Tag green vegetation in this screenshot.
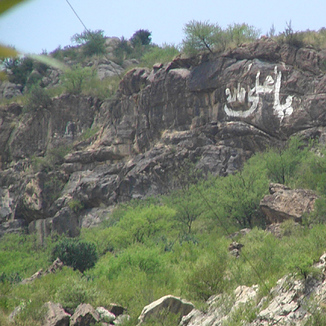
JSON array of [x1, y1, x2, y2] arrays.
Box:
[[130, 29, 152, 47], [60, 65, 94, 95], [140, 44, 179, 68], [51, 238, 98, 273], [181, 20, 326, 56], [71, 29, 107, 57], [23, 85, 52, 111], [182, 20, 260, 55], [3, 137, 326, 324]]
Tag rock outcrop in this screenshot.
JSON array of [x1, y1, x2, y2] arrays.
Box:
[[43, 302, 70, 326], [260, 183, 318, 223], [1, 39, 326, 237], [181, 253, 326, 326], [138, 295, 194, 325]]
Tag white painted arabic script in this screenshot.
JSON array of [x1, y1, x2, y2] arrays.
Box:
[[224, 66, 293, 121]]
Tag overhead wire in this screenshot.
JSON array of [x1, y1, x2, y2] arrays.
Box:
[[65, 0, 122, 80]]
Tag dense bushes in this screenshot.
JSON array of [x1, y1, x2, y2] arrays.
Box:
[[51, 238, 98, 273]]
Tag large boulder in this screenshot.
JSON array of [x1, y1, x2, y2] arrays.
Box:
[[137, 295, 194, 325], [43, 301, 70, 326], [260, 183, 318, 224], [70, 303, 100, 326]]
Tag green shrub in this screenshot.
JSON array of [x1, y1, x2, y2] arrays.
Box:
[[71, 29, 106, 57], [24, 85, 51, 111], [130, 29, 152, 47], [51, 238, 98, 273], [182, 20, 260, 56], [182, 20, 223, 55], [4, 56, 34, 87], [113, 36, 133, 65], [0, 233, 49, 278], [263, 136, 310, 185], [68, 199, 84, 213], [305, 197, 326, 225], [105, 204, 176, 249], [140, 44, 179, 67], [226, 23, 261, 46], [61, 65, 94, 94], [55, 276, 98, 310], [186, 249, 228, 300], [82, 75, 120, 99]]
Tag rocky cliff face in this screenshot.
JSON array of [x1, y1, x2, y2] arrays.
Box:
[[1, 38, 326, 237]]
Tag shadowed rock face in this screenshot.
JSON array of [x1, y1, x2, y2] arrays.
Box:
[[1, 39, 326, 236]]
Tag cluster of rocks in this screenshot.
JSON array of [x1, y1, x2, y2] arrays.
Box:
[[43, 302, 129, 326], [28, 253, 326, 326], [182, 253, 326, 326]]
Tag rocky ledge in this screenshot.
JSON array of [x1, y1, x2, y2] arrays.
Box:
[[1, 38, 326, 237]]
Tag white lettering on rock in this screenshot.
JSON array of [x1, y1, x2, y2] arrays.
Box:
[[224, 66, 294, 121]]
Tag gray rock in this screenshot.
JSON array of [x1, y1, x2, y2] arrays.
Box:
[[43, 301, 70, 326], [96, 307, 116, 323], [113, 314, 130, 325], [260, 183, 318, 224], [70, 303, 100, 326], [137, 295, 194, 325], [0, 81, 22, 99], [97, 62, 124, 80]]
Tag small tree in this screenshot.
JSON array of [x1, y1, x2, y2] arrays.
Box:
[[182, 20, 222, 55], [71, 29, 106, 56], [51, 238, 98, 273], [130, 29, 152, 47]]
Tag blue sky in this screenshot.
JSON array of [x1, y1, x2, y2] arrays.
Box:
[[1, 0, 326, 54]]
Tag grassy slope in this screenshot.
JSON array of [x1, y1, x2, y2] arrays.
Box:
[[2, 137, 326, 325]]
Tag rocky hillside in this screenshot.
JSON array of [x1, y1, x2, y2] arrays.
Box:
[[1, 38, 326, 240]]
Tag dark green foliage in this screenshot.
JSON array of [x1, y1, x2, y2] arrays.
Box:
[[0, 272, 21, 284], [4, 56, 33, 86], [24, 85, 51, 111], [51, 238, 98, 273], [113, 36, 133, 64], [71, 29, 106, 56], [130, 29, 152, 47]]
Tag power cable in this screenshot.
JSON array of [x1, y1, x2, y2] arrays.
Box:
[[66, 0, 89, 33], [65, 0, 122, 80]]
